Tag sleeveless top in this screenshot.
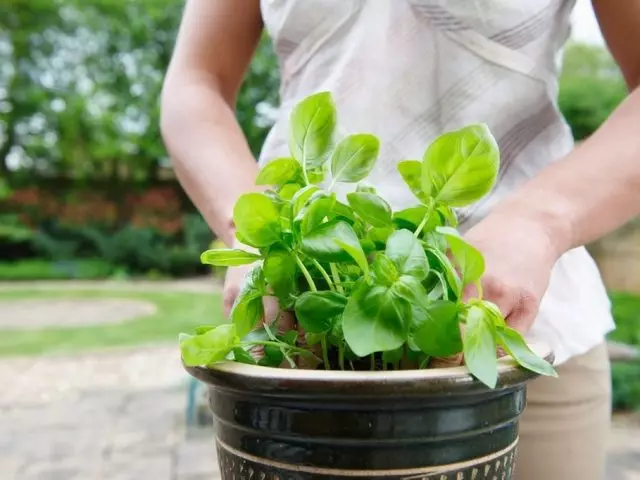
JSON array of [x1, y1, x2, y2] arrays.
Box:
[[258, 0, 614, 365]]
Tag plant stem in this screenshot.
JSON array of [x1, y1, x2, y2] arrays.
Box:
[[239, 341, 323, 363], [295, 254, 317, 292], [414, 200, 434, 238], [330, 263, 344, 294], [338, 343, 345, 370], [312, 259, 335, 291], [320, 335, 330, 370], [370, 354, 376, 371]]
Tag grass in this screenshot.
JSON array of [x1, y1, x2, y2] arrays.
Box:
[[0, 288, 224, 356]]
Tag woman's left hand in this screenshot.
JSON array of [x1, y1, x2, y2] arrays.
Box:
[[461, 210, 564, 333]]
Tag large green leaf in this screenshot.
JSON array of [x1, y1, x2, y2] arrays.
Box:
[[180, 324, 238, 367], [295, 291, 348, 334], [347, 192, 392, 227], [411, 300, 462, 357], [289, 91, 336, 170], [200, 248, 261, 267], [437, 227, 485, 286], [233, 193, 282, 247], [496, 326, 557, 377], [462, 305, 498, 388], [330, 134, 380, 184], [421, 124, 499, 207], [301, 220, 369, 276], [397, 160, 429, 203], [385, 229, 429, 280], [343, 282, 410, 357], [255, 158, 302, 186]]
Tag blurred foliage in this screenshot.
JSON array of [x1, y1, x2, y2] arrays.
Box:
[[0, 0, 279, 180], [609, 292, 640, 411], [0, 258, 113, 280], [558, 42, 627, 141]]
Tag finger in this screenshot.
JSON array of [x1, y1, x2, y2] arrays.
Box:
[[430, 352, 463, 368], [222, 285, 239, 317], [505, 293, 538, 333], [262, 296, 280, 326]]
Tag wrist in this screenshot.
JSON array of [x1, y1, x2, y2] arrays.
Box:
[[492, 189, 575, 260]]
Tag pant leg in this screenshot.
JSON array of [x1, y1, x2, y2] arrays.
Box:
[[514, 342, 612, 480]]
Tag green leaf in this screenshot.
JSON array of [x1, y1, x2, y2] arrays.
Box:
[[437, 227, 485, 286], [330, 134, 380, 184], [496, 326, 557, 377], [279, 183, 302, 200], [295, 291, 348, 334], [368, 227, 393, 248], [343, 282, 410, 357], [356, 184, 377, 194], [398, 160, 429, 203], [289, 91, 336, 170], [411, 300, 462, 357], [280, 330, 299, 346], [194, 325, 215, 335], [437, 204, 459, 227], [256, 158, 302, 186], [425, 246, 463, 298], [232, 347, 257, 365], [462, 305, 498, 388], [372, 254, 398, 287], [233, 193, 282, 247], [200, 248, 262, 267], [180, 324, 238, 367], [385, 229, 429, 280], [260, 345, 285, 367], [295, 191, 337, 234], [230, 265, 265, 338], [263, 248, 297, 306], [292, 185, 320, 216], [421, 124, 500, 207], [346, 192, 392, 227], [302, 220, 369, 276]]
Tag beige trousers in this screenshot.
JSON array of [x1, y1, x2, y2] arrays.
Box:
[[514, 343, 612, 480]]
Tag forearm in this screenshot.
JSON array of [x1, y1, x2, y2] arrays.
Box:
[[161, 80, 261, 246], [495, 87, 640, 257]]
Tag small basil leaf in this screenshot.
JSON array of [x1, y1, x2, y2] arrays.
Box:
[[463, 305, 498, 388], [330, 134, 380, 184], [289, 91, 336, 170], [279, 183, 302, 200], [200, 248, 262, 267], [232, 347, 257, 365], [385, 229, 429, 280], [302, 220, 369, 276], [180, 324, 237, 367], [346, 192, 392, 227], [292, 185, 320, 217], [194, 325, 215, 335], [256, 158, 302, 186], [437, 226, 485, 286], [356, 184, 377, 194], [372, 254, 398, 287], [343, 282, 410, 357], [230, 265, 265, 338], [280, 330, 299, 346], [398, 160, 429, 203], [263, 248, 297, 307], [295, 291, 348, 334], [260, 345, 285, 367], [368, 226, 393, 249], [496, 326, 557, 377], [425, 246, 462, 299], [421, 124, 499, 207], [233, 193, 282, 247]]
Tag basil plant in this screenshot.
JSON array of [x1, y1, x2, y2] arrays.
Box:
[[180, 92, 556, 388]]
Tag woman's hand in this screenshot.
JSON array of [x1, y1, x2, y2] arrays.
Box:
[[462, 210, 563, 333]]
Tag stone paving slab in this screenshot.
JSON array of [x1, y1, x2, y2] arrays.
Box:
[[0, 345, 638, 479]]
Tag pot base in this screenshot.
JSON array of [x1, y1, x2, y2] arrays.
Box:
[[217, 436, 517, 479]]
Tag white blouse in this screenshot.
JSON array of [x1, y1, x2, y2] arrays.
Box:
[[257, 0, 614, 365]]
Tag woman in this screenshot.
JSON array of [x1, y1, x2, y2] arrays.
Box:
[[161, 1, 640, 478]]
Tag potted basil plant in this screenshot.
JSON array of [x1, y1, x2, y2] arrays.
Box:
[[180, 91, 556, 480]]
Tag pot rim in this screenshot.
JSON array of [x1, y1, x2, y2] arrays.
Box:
[[184, 342, 553, 395]]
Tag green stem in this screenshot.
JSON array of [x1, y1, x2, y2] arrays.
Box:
[[414, 200, 435, 238], [320, 335, 330, 370], [338, 343, 345, 370], [312, 259, 335, 291], [370, 354, 376, 371], [295, 254, 317, 292], [330, 263, 344, 294], [239, 341, 322, 362]]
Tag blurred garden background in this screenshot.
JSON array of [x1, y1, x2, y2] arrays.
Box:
[[1, 1, 640, 478]]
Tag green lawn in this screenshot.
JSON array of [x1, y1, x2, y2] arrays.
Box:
[[0, 289, 224, 356]]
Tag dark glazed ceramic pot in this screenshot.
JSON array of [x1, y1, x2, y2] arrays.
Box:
[[185, 347, 551, 480]]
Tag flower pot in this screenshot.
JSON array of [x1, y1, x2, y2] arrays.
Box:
[[184, 345, 551, 480]]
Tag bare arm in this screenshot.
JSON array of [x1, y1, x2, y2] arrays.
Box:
[[160, 0, 263, 246], [492, 0, 640, 257]]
